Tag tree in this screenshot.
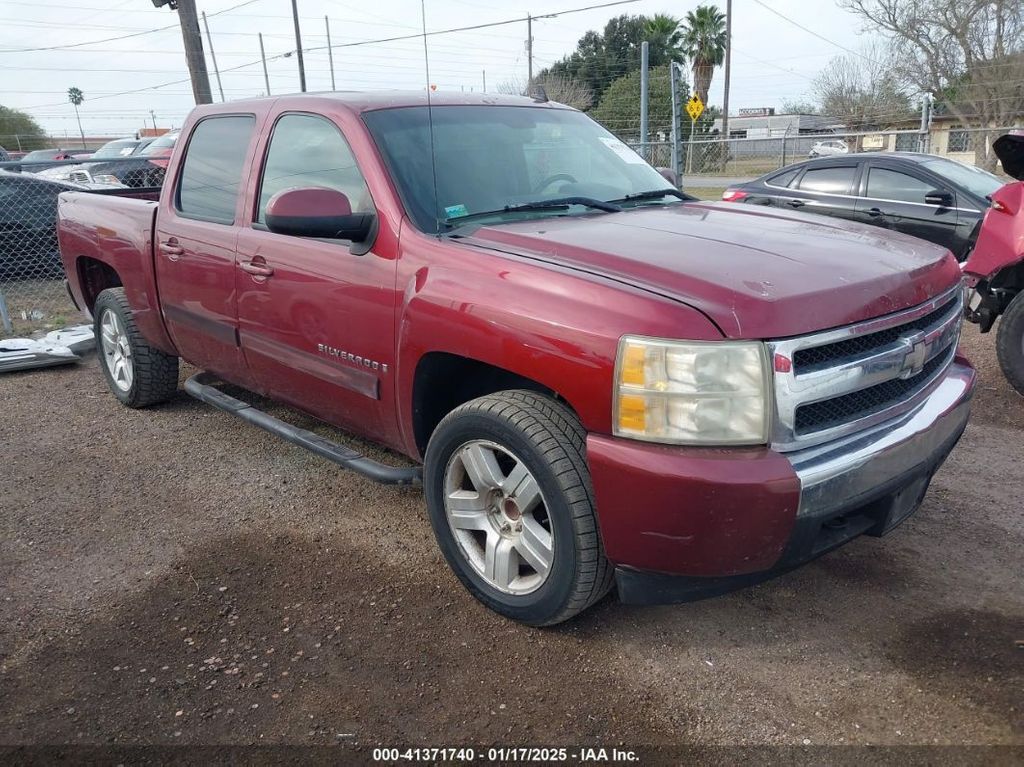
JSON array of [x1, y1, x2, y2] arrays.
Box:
[[543, 14, 686, 104], [680, 4, 726, 108], [781, 99, 820, 115], [67, 86, 86, 149], [0, 105, 48, 151], [590, 65, 684, 139], [497, 73, 594, 111], [840, 0, 1024, 169], [811, 42, 912, 129]]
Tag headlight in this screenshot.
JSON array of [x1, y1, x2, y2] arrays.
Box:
[[613, 336, 771, 445]]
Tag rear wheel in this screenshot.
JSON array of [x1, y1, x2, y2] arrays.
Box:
[[94, 287, 179, 407], [996, 290, 1024, 396], [424, 390, 614, 625]]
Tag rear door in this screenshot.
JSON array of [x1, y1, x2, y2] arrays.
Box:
[[854, 162, 959, 250], [782, 163, 860, 220], [154, 114, 258, 383], [233, 111, 399, 440]]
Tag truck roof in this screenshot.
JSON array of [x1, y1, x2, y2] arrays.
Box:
[[190, 90, 571, 118]]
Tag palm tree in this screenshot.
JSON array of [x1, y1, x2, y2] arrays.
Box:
[[644, 13, 683, 65], [67, 86, 86, 149], [680, 5, 726, 108]]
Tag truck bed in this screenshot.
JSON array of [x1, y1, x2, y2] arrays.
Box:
[[58, 189, 175, 355]]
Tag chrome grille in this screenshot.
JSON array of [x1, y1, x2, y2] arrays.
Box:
[[769, 285, 963, 451]]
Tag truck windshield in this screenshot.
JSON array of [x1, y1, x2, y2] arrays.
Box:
[[363, 105, 674, 232]]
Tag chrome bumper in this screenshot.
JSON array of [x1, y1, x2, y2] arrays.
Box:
[[788, 361, 975, 519]]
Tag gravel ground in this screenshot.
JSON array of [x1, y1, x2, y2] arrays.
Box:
[[0, 323, 1021, 750]]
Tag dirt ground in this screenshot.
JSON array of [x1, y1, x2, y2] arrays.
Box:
[[1, 323, 1021, 753]]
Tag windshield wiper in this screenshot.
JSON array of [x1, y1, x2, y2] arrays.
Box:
[[444, 196, 622, 227], [609, 188, 692, 205]]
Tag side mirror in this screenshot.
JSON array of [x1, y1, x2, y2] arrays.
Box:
[[656, 167, 679, 188], [265, 187, 376, 252], [924, 189, 953, 207]]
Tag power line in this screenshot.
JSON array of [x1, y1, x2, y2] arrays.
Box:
[[0, 0, 265, 53]]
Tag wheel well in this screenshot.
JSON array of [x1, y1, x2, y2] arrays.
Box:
[[412, 352, 561, 455], [76, 257, 122, 312]]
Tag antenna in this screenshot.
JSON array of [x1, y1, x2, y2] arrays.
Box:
[[421, 0, 441, 236]]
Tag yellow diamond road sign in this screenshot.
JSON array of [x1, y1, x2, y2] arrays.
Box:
[[686, 94, 705, 122]]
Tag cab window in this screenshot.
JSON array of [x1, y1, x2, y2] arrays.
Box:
[[176, 116, 255, 224], [256, 113, 373, 224]]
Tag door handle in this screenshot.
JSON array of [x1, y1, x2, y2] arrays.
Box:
[[786, 199, 806, 208], [240, 260, 274, 277], [159, 239, 184, 258], [866, 207, 884, 217]]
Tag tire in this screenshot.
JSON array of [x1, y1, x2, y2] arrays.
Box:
[[94, 287, 179, 407], [424, 390, 614, 626], [996, 290, 1024, 397]]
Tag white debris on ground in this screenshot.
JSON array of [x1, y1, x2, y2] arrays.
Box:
[[0, 324, 94, 373]]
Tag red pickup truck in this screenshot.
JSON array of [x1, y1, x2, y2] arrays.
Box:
[[58, 92, 975, 625]]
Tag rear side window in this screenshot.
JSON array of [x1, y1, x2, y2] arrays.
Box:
[[767, 168, 799, 188], [176, 116, 254, 224], [256, 113, 373, 224], [865, 167, 935, 203], [797, 166, 855, 195]]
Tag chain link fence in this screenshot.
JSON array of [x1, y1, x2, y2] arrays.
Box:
[[0, 157, 165, 338]]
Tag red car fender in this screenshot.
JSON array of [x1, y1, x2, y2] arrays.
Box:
[[963, 181, 1024, 283]]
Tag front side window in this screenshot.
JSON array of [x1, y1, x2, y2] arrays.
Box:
[[363, 105, 674, 232], [256, 113, 373, 224], [175, 116, 254, 224], [797, 166, 855, 194], [865, 167, 935, 203]]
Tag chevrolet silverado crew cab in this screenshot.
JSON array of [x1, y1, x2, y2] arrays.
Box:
[[58, 93, 975, 625]]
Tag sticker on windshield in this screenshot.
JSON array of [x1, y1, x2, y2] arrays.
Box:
[[598, 136, 646, 165], [444, 203, 469, 219]]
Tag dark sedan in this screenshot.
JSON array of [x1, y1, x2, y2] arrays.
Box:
[[721, 152, 1006, 259]]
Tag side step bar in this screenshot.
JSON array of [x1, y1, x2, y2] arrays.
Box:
[[184, 372, 422, 486]]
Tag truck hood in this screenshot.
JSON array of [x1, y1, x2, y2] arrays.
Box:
[[459, 201, 962, 338]]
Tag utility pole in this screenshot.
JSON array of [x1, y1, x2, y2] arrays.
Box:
[[919, 92, 933, 153], [201, 11, 224, 102], [721, 0, 732, 145], [258, 33, 271, 95], [482, 70, 486, 92], [670, 62, 681, 182], [167, 0, 213, 105], [526, 14, 533, 87], [291, 0, 306, 92], [325, 16, 336, 90], [639, 41, 649, 161]]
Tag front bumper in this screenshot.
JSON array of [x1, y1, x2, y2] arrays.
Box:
[[586, 359, 976, 605]]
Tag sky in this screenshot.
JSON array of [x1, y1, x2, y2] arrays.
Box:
[[0, 0, 877, 141]]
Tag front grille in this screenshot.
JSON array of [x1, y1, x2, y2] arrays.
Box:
[[769, 286, 963, 451], [794, 351, 948, 433], [793, 301, 955, 370]]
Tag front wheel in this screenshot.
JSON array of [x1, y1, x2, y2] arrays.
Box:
[[424, 391, 613, 625], [996, 290, 1024, 397]]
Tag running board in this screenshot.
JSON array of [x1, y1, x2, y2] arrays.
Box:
[[184, 372, 422, 486]]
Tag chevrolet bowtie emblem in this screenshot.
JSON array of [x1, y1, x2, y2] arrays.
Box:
[[897, 330, 928, 379]]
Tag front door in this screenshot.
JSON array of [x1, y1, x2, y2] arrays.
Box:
[[234, 112, 398, 440], [855, 163, 960, 250], [154, 114, 257, 382]]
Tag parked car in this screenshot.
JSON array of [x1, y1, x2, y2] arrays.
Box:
[[17, 147, 86, 172], [37, 137, 161, 187], [721, 153, 1005, 259], [808, 139, 848, 157], [0, 146, 9, 162], [963, 132, 1024, 395], [0, 170, 125, 280], [91, 137, 155, 159], [58, 93, 973, 625]]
